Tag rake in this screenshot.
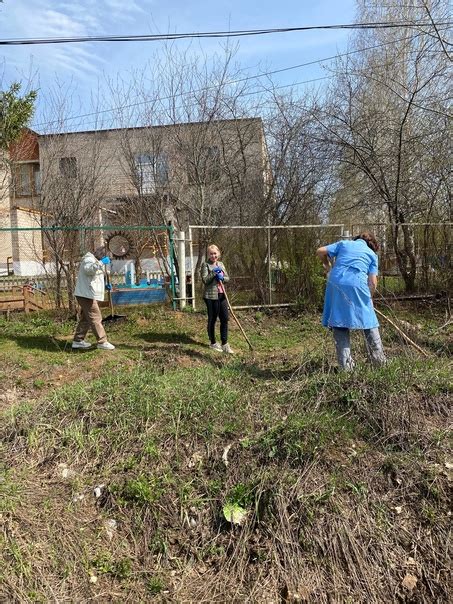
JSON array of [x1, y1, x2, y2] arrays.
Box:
[[219, 278, 253, 351]]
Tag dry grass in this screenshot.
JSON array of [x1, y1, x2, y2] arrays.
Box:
[[0, 304, 451, 602]]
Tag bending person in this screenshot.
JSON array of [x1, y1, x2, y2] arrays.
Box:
[[72, 245, 115, 351], [200, 244, 234, 354], [316, 231, 386, 370]]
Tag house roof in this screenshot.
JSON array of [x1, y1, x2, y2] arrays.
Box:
[[9, 128, 39, 161], [37, 117, 264, 139]]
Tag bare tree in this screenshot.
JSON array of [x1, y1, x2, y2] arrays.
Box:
[[106, 44, 269, 279], [36, 86, 112, 310], [320, 0, 451, 290]]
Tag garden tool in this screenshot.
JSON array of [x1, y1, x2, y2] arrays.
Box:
[[215, 264, 253, 350], [102, 268, 127, 323]]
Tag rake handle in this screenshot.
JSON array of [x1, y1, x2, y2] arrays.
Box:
[[375, 307, 430, 357], [104, 267, 115, 316], [222, 285, 253, 351]]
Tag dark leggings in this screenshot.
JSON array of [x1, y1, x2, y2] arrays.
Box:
[[204, 295, 229, 344]]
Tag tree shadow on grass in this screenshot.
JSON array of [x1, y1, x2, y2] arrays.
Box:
[[240, 356, 334, 381], [137, 331, 203, 346], [2, 334, 75, 353], [118, 341, 226, 368], [241, 363, 299, 381]]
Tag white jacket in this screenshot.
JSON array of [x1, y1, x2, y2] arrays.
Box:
[[74, 252, 106, 301]]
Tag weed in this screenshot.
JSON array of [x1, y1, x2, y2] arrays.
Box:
[[254, 411, 356, 465], [226, 482, 256, 509], [297, 485, 336, 525], [147, 576, 164, 595], [92, 552, 132, 580], [6, 538, 32, 579], [420, 501, 438, 525], [148, 533, 168, 555], [0, 468, 22, 513], [344, 480, 368, 500], [27, 592, 46, 603], [143, 437, 159, 458], [115, 474, 165, 505]]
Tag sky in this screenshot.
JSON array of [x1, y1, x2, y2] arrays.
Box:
[[0, 0, 357, 132]]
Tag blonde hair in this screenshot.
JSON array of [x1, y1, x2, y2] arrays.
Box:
[[207, 244, 221, 256]]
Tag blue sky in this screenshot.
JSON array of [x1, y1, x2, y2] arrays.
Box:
[[1, 0, 357, 131]]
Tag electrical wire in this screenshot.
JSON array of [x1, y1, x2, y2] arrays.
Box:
[[31, 32, 448, 130], [1, 21, 451, 46]]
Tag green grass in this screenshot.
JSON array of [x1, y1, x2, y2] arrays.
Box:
[[0, 304, 451, 602]]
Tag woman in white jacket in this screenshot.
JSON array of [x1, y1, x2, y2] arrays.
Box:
[[72, 246, 115, 350]]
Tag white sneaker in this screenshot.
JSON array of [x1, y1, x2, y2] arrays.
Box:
[[97, 341, 115, 350], [209, 343, 223, 352], [222, 343, 234, 354], [72, 340, 92, 349]]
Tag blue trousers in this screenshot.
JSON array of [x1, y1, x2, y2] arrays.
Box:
[[332, 327, 386, 370]]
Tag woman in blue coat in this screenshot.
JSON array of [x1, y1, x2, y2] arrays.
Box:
[[316, 231, 386, 370]]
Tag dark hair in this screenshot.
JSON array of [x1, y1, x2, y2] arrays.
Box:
[[353, 231, 379, 253]]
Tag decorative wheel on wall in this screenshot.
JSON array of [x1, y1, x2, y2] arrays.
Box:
[[105, 231, 135, 259]]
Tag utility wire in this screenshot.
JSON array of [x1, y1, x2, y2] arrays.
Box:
[[36, 68, 450, 136], [1, 21, 451, 46], [32, 33, 445, 130]]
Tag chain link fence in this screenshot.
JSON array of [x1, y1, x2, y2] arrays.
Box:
[[0, 222, 450, 314], [350, 222, 452, 294], [189, 223, 452, 310], [0, 225, 176, 313]]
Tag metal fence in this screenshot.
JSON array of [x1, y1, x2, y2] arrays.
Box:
[[0, 221, 451, 313], [0, 225, 176, 312], [188, 223, 452, 310]]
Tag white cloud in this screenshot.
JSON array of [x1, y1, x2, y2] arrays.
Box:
[[1, 0, 356, 130], [2, 1, 105, 87], [102, 0, 146, 13]]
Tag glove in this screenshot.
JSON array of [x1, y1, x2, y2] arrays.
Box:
[[105, 283, 112, 291], [213, 266, 222, 274], [100, 256, 110, 265], [215, 272, 224, 282]]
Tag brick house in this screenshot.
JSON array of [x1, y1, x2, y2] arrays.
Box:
[[2, 118, 271, 275], [0, 128, 43, 275]]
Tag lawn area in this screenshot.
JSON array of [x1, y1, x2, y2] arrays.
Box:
[[1, 304, 451, 603]]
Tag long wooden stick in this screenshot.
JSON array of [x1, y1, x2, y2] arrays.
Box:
[[105, 267, 115, 316], [375, 308, 430, 357], [222, 285, 253, 350]]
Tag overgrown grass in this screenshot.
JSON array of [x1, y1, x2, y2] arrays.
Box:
[[0, 304, 451, 602]]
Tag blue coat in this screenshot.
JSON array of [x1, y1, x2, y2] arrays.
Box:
[[322, 239, 379, 329]]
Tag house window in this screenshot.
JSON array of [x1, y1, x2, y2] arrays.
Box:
[[205, 146, 221, 181], [33, 165, 41, 194], [59, 156, 77, 178], [14, 163, 41, 197], [187, 146, 221, 184], [135, 153, 169, 194]]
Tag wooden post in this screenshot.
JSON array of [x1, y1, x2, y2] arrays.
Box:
[[23, 286, 30, 313]]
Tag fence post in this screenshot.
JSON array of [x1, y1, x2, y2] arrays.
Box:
[[189, 226, 196, 311], [267, 219, 272, 305], [168, 224, 177, 310], [178, 230, 186, 310]]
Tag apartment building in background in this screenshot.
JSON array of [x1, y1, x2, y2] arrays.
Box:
[[1, 118, 270, 275]]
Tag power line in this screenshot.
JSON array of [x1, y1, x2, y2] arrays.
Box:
[[35, 76, 333, 134], [1, 21, 450, 46], [36, 67, 450, 136], [32, 33, 445, 130]]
